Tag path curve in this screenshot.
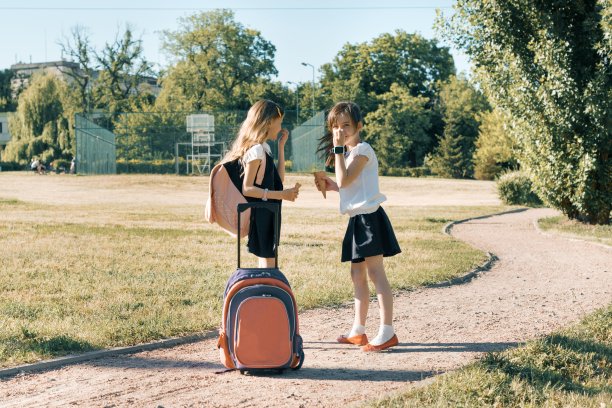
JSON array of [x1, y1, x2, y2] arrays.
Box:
[[1, 208, 610, 407]]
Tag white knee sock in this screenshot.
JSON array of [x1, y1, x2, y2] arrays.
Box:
[[347, 324, 365, 338], [370, 325, 394, 346]]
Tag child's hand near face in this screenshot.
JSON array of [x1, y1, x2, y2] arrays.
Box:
[[278, 129, 289, 148], [333, 128, 345, 147]]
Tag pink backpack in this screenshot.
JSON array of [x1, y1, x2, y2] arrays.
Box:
[[205, 156, 265, 238]]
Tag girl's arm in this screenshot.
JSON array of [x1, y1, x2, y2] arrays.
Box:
[[334, 154, 368, 188], [276, 128, 289, 182], [243, 159, 299, 202]]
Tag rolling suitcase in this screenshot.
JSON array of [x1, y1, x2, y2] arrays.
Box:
[[217, 202, 305, 373]]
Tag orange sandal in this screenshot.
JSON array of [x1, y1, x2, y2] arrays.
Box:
[[361, 334, 399, 352], [336, 333, 368, 346]]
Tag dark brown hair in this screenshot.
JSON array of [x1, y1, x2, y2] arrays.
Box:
[[316, 102, 364, 167]]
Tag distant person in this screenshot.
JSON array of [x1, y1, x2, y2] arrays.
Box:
[[30, 158, 46, 175], [70, 157, 76, 174], [315, 101, 401, 352], [219, 99, 300, 268]]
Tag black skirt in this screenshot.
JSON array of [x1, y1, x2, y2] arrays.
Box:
[[341, 206, 401, 263]]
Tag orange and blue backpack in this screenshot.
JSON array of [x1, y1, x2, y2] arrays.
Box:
[[217, 202, 305, 374]]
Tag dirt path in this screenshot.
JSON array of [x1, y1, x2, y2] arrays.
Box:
[[1, 208, 610, 407]]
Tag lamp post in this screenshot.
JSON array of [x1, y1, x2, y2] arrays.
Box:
[[287, 81, 299, 123], [301, 62, 315, 116]]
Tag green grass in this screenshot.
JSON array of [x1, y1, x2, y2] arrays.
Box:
[[0, 193, 503, 367], [538, 216, 612, 247], [368, 305, 612, 407]]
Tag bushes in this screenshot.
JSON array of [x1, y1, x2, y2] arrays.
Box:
[[0, 161, 21, 171], [116, 158, 188, 174], [497, 171, 542, 207]]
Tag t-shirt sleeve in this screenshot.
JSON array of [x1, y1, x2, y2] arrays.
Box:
[[243, 144, 265, 163], [352, 143, 373, 162]]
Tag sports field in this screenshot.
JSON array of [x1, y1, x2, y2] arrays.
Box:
[[0, 171, 504, 367]]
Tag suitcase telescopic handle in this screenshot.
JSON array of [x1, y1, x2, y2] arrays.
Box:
[[237, 202, 280, 269]]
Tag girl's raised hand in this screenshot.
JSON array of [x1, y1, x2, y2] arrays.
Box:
[[278, 128, 289, 148], [332, 128, 345, 147]]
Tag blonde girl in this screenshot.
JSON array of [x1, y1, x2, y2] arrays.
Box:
[[222, 100, 300, 267]]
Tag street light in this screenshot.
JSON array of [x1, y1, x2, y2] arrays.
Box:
[[287, 81, 299, 123], [301, 62, 315, 116]]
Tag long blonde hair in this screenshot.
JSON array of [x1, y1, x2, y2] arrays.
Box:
[[221, 100, 284, 165]]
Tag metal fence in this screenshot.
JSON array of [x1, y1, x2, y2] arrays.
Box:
[[75, 114, 116, 174], [290, 111, 326, 172], [74, 110, 326, 175]]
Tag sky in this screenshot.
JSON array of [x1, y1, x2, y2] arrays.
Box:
[[0, 0, 470, 85]]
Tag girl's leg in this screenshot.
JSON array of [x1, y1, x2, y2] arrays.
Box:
[[364, 255, 397, 347], [258, 257, 275, 268], [364, 255, 393, 325], [350, 261, 369, 331]]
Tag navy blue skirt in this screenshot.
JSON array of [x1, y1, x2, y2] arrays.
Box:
[[341, 206, 401, 263]]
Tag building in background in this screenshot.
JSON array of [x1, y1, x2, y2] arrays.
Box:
[[10, 60, 80, 97]]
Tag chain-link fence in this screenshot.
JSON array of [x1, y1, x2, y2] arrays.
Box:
[[290, 111, 326, 172], [75, 110, 325, 175], [75, 114, 116, 175]]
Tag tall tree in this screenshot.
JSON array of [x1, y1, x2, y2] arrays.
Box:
[[473, 108, 518, 180], [319, 30, 455, 114], [93, 26, 154, 119], [365, 84, 432, 173], [439, 0, 611, 224], [428, 75, 490, 178], [159, 9, 277, 111], [58, 26, 97, 113], [3, 73, 72, 165]]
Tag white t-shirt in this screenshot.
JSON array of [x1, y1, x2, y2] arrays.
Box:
[[339, 142, 386, 216], [243, 143, 271, 164]]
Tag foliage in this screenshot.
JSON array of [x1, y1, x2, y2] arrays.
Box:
[[473, 108, 518, 180], [497, 170, 543, 207], [428, 75, 490, 178], [3, 73, 73, 165], [112, 107, 187, 161], [0, 69, 16, 112], [116, 158, 188, 174], [59, 25, 155, 121], [158, 9, 277, 112], [438, 0, 612, 224], [92, 27, 155, 121], [365, 84, 432, 172], [319, 30, 455, 115]]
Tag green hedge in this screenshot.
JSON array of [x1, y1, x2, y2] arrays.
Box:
[[0, 161, 21, 171], [497, 171, 543, 207]]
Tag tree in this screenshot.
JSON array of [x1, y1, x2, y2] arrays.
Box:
[[58, 25, 155, 120], [159, 10, 277, 111], [93, 26, 155, 120], [58, 26, 97, 114], [3, 73, 72, 165], [473, 109, 518, 180], [319, 30, 455, 114], [428, 75, 490, 178], [439, 0, 611, 224], [0, 69, 16, 112], [365, 84, 432, 173]]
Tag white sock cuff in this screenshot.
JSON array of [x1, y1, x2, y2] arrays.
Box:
[[348, 324, 366, 337]]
